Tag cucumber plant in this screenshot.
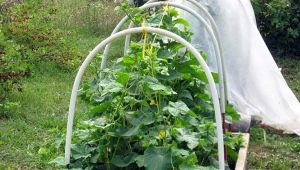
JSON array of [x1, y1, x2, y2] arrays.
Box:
[[52, 4, 242, 170]]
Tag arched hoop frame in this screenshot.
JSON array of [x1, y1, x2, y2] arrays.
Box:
[[102, 1, 227, 114], [65, 27, 225, 170]]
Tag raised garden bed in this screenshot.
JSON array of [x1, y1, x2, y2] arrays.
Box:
[[235, 133, 250, 170]]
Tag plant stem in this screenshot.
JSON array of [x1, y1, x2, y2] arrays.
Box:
[[111, 137, 121, 160], [106, 146, 111, 170], [171, 152, 175, 170]]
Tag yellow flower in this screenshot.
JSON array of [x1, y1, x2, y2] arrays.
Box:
[[150, 99, 156, 106], [163, 4, 170, 12], [159, 130, 166, 139]]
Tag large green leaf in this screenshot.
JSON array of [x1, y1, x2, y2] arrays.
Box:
[[225, 104, 240, 121], [125, 111, 155, 126], [171, 147, 189, 157], [175, 128, 200, 150], [186, 152, 198, 165], [157, 49, 172, 59], [143, 147, 171, 170], [178, 90, 193, 100], [74, 129, 92, 141], [119, 55, 136, 66], [49, 156, 66, 166], [120, 125, 141, 137], [110, 125, 141, 137], [90, 153, 100, 164], [227, 147, 238, 161], [71, 144, 95, 160], [163, 101, 189, 116], [142, 76, 176, 95], [147, 81, 176, 95], [175, 57, 219, 83], [99, 80, 124, 96], [124, 96, 140, 104], [111, 152, 137, 167], [116, 71, 130, 85], [158, 69, 183, 81], [173, 18, 190, 27], [88, 102, 110, 115], [168, 8, 179, 17], [81, 117, 107, 129], [190, 65, 209, 83], [135, 155, 145, 167]]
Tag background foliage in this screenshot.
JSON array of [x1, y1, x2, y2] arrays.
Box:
[[0, 0, 81, 105], [251, 0, 300, 58], [53, 0, 124, 36]]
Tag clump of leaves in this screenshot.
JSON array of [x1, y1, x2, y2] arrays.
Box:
[[54, 4, 242, 170], [251, 0, 300, 57]]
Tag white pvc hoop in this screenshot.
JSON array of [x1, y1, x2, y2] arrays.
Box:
[[102, 1, 226, 113], [65, 27, 225, 169], [182, 0, 228, 102]]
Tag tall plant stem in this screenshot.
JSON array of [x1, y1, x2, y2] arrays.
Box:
[[111, 137, 121, 160]]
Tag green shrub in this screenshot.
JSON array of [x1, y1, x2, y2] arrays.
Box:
[[0, 0, 81, 102], [251, 0, 300, 57], [2, 0, 81, 66]]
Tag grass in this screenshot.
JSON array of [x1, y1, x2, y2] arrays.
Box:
[[247, 127, 300, 170], [0, 62, 88, 169], [247, 57, 300, 170], [275, 57, 300, 100], [53, 0, 124, 36]]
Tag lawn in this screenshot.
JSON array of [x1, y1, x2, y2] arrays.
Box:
[[0, 62, 86, 169], [247, 127, 300, 169], [276, 58, 300, 100]]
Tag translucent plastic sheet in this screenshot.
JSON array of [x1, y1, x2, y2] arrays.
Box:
[[178, 0, 300, 135]]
